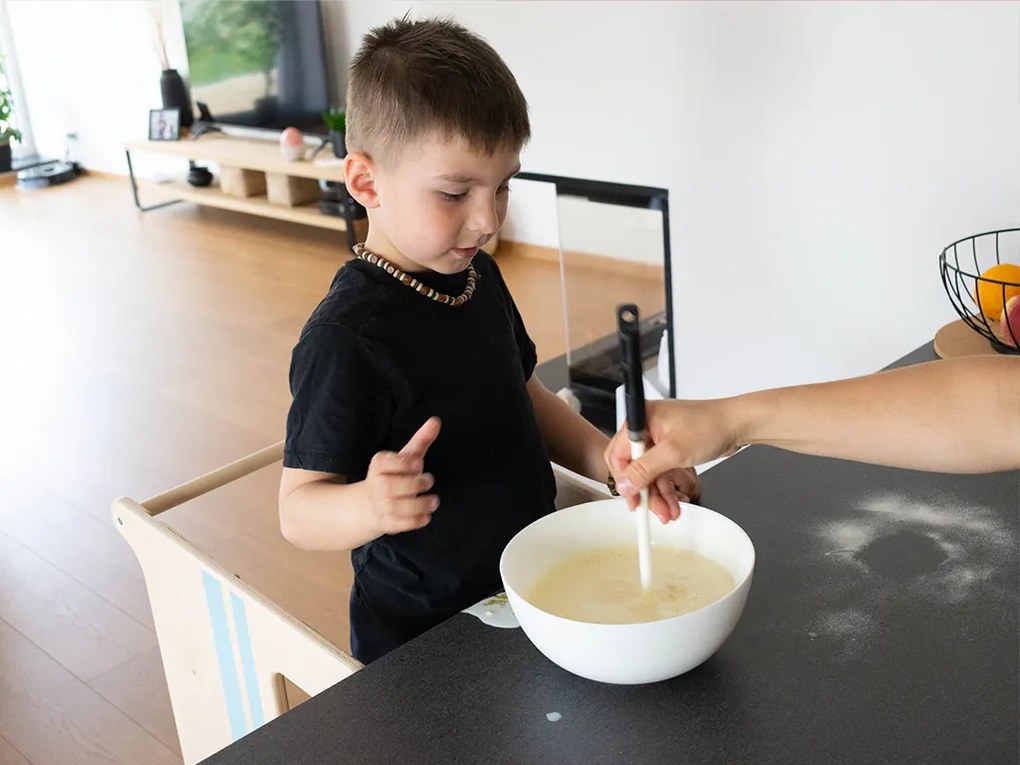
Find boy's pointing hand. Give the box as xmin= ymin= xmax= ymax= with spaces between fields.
xmin=366 ymin=417 xmax=443 ymax=534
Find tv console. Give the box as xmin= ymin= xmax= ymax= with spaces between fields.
xmin=124 ymin=132 xmax=367 ymax=250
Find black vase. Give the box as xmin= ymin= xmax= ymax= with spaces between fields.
xmin=0 ymin=141 xmax=10 ymax=173
xmin=186 ymin=161 xmax=213 ymax=187
xmin=160 ymin=69 xmax=194 ymax=129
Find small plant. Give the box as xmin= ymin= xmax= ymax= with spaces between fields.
xmin=322 ymin=108 xmax=346 ymax=133
xmin=0 ymin=54 xmax=21 ymax=145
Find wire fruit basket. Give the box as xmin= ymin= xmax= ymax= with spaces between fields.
xmin=939 ymin=228 xmax=1020 ymax=355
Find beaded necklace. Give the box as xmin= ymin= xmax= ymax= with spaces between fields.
xmin=354 ymin=244 xmax=478 ymax=307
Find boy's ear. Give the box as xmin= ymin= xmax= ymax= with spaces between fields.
xmin=344 ymin=151 xmax=380 ymax=208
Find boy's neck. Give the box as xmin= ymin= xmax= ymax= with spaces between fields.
xmin=362 ymin=231 xmax=429 ymax=274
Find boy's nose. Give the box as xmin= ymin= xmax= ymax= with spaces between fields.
xmin=468 ymin=199 xmax=499 ymax=237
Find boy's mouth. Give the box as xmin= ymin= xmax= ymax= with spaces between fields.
xmin=451 ymin=246 xmax=479 ymax=260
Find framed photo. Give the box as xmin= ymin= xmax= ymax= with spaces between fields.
xmin=149 ymin=108 xmax=181 ymax=141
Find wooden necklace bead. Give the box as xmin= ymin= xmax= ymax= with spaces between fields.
xmin=354 ymin=244 xmax=478 ymax=307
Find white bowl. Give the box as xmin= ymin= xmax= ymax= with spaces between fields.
xmin=500 ymin=498 xmax=755 ymax=684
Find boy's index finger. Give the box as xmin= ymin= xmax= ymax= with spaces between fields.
xmin=399 ymin=416 xmax=442 ymax=459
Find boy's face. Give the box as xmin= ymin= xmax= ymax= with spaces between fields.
xmin=347 ymin=135 xmax=520 ymax=275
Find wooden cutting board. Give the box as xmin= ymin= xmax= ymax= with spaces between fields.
xmin=933 ymin=319 xmax=1014 ymax=358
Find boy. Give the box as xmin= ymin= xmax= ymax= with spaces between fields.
xmin=279 ymin=16 xmax=700 ymax=664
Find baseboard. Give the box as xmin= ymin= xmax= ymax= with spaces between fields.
xmin=497 ymin=239 xmax=664 ymax=280
xmin=82 ymin=169 xmax=128 ymax=181
xmin=494 ymin=239 xmax=558 ymax=263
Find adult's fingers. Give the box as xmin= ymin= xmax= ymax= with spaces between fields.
xmin=616 ymin=442 xmax=681 ymax=498
xmin=654 ymin=475 xmax=684 ymax=521
xmin=624 ymin=485 xmax=674 ymax=525
xmin=604 ymin=428 xmax=634 ymax=480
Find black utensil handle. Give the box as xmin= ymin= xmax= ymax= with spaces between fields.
xmin=617 ymin=304 xmax=647 ymax=438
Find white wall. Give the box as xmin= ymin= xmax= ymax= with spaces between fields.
xmin=7 ymin=1 xmax=1019 ymax=399
xmin=5 ymin=0 xmax=191 ymax=174
xmin=555 ymin=197 xmax=665 ymax=266
xmin=411 ymin=0 xmax=1020 ymax=397
xmin=0 ymin=0 xmax=37 ymax=156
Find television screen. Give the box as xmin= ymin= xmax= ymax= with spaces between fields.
xmin=181 ymin=0 xmax=331 ymax=135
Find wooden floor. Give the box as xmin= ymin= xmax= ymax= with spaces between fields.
xmin=0 ymin=176 xmax=664 ymax=764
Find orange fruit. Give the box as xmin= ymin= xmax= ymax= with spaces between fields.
xmin=974 ymin=263 xmax=1020 ymax=320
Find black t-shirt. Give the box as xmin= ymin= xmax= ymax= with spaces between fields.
xmin=284 ymin=252 xmax=556 ymax=655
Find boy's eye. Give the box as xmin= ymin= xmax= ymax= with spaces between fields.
xmin=441 ymin=184 xmax=511 ymax=202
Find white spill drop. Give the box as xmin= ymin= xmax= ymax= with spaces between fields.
xmin=546 ymin=712 xmax=562 ymax=722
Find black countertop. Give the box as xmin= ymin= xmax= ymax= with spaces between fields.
xmin=202 ymin=344 xmax=1019 ymax=764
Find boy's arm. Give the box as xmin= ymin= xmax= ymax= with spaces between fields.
xmin=526 ymin=374 xmax=610 ymax=483
xmin=279 ymin=418 xmax=443 ymax=552
xmin=279 ymin=468 xmax=380 ymax=552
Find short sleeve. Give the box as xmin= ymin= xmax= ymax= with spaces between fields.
xmin=283 ymin=323 xmax=393 ymax=477
xmin=487 ymin=258 xmax=538 ymax=380
xmin=510 ymin=295 xmax=538 ymax=381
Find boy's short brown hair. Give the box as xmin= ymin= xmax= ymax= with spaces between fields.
xmin=346 ymin=16 xmax=530 ymax=165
